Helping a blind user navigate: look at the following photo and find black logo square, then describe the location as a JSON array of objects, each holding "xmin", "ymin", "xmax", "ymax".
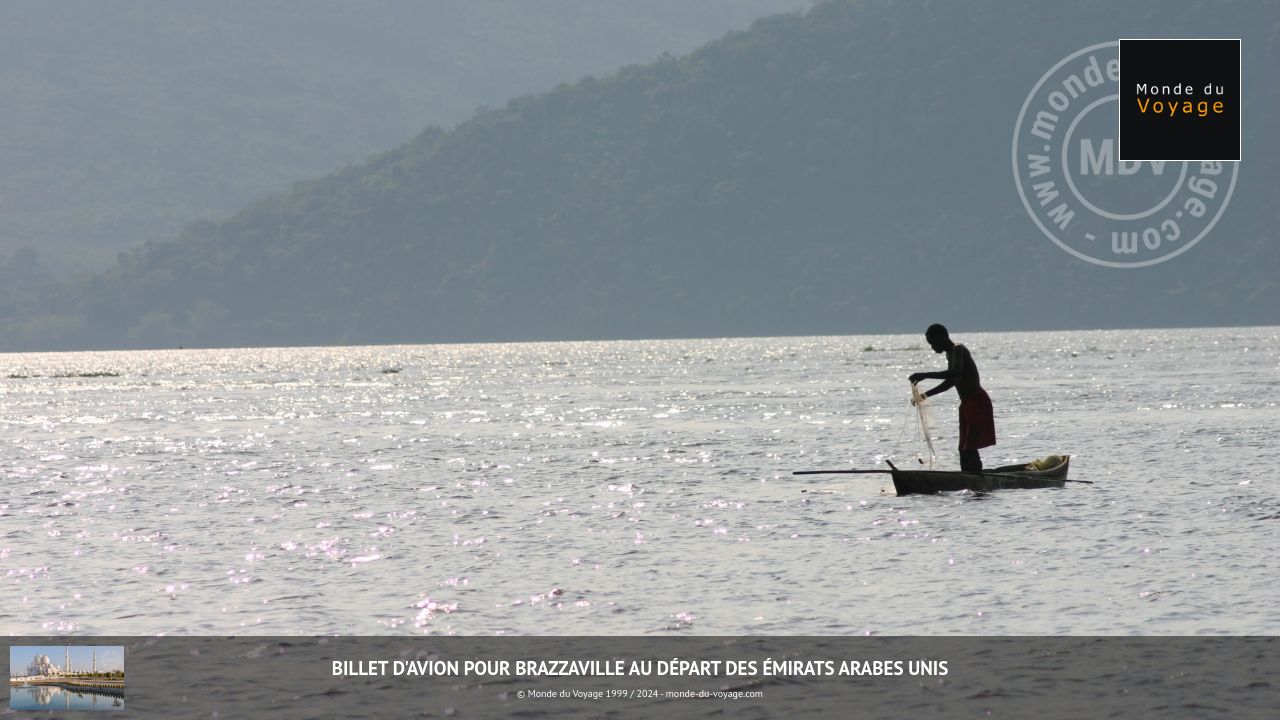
[{"xmin": 1119, "ymin": 39, "xmax": 1240, "ymax": 161}]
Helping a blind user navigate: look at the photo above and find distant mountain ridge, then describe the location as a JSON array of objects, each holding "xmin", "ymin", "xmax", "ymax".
[
  {"xmin": 0, "ymin": 0, "xmax": 809, "ymax": 271},
  {"xmin": 2, "ymin": 0, "xmax": 1276, "ymax": 350}
]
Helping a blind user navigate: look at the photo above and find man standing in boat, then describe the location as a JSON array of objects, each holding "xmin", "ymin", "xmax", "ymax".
[{"xmin": 908, "ymin": 324, "xmax": 995, "ymax": 473}]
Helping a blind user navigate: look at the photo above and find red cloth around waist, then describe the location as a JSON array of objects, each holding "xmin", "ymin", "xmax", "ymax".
[{"xmin": 958, "ymin": 388, "xmax": 996, "ymax": 451}]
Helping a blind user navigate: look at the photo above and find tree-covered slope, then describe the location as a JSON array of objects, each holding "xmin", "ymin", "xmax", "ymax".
[
  {"xmin": 4, "ymin": 0, "xmax": 1276, "ymax": 350},
  {"xmin": 0, "ymin": 0, "xmax": 809, "ymax": 272}
]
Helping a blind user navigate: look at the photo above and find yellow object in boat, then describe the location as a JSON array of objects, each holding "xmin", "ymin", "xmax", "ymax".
[{"xmin": 1026, "ymin": 455, "xmax": 1064, "ymax": 471}]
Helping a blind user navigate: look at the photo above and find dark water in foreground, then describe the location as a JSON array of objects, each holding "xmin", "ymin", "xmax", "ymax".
[{"xmin": 1, "ymin": 328, "xmax": 1276, "ymax": 635}]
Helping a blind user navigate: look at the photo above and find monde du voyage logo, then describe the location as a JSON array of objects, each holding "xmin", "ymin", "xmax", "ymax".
[{"xmin": 1012, "ymin": 41, "xmax": 1239, "ymax": 268}]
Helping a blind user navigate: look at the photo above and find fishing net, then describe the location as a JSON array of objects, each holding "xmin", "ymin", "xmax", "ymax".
[{"xmin": 910, "ymin": 382, "xmax": 937, "ymax": 469}]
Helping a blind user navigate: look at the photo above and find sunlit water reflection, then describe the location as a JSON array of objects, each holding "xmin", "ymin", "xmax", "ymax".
[{"xmin": 1, "ymin": 328, "xmax": 1276, "ymax": 635}]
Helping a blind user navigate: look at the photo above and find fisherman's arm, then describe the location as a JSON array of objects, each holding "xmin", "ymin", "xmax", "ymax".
[
  {"xmin": 908, "ymin": 348, "xmax": 966, "ymax": 396},
  {"xmin": 909, "ymin": 370, "xmax": 949, "ymax": 382},
  {"xmin": 923, "ymin": 379, "xmax": 954, "ymax": 398}
]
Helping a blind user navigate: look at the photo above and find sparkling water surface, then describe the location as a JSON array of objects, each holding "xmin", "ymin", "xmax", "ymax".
[{"xmin": 1, "ymin": 328, "xmax": 1276, "ymax": 635}]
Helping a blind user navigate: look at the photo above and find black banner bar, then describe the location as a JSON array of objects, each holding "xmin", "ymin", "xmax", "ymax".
[{"xmin": 5, "ymin": 636, "xmax": 1277, "ymax": 718}]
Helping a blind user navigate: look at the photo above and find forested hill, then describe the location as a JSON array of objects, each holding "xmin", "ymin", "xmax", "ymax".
[
  {"xmin": 0, "ymin": 0, "xmax": 808, "ymax": 272},
  {"xmin": 4, "ymin": 0, "xmax": 1276, "ymax": 350}
]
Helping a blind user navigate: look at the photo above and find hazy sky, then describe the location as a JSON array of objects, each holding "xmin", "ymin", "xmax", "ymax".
[{"xmin": 10, "ymin": 646, "xmax": 125, "ymax": 674}]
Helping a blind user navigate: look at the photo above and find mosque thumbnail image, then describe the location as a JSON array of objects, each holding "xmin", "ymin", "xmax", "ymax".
[{"xmin": 10, "ymin": 646, "xmax": 125, "ymax": 682}]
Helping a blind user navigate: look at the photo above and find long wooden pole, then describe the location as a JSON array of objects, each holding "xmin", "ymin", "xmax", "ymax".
[{"xmin": 791, "ymin": 469, "xmax": 892, "ymax": 475}]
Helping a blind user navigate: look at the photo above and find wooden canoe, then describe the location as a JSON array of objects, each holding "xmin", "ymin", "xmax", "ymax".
[{"xmin": 889, "ymin": 455, "xmax": 1070, "ymax": 495}]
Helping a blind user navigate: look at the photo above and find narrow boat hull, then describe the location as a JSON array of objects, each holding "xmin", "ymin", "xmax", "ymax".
[{"xmin": 891, "ymin": 456, "xmax": 1070, "ymax": 495}]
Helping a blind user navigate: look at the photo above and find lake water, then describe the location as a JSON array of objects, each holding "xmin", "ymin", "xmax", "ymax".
[{"xmin": 1, "ymin": 328, "xmax": 1276, "ymax": 636}]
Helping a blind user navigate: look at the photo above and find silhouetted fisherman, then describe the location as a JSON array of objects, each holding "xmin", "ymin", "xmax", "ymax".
[{"xmin": 908, "ymin": 324, "xmax": 995, "ymax": 472}]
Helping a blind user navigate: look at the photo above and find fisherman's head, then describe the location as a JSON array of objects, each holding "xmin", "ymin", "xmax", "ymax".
[{"xmin": 925, "ymin": 323, "xmax": 950, "ymax": 353}]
